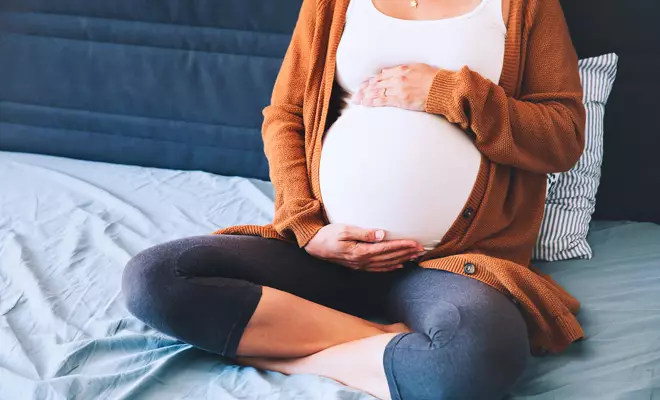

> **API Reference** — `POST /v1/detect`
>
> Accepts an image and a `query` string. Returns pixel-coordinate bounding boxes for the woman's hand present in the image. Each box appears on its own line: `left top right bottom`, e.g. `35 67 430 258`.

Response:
353 63 439 111
304 224 425 272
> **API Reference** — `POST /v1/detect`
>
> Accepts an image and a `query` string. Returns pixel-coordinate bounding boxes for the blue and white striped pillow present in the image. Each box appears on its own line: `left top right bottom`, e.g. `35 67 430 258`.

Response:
533 53 619 261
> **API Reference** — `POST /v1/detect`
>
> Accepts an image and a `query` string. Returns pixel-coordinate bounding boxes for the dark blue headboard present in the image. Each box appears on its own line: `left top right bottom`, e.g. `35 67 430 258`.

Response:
3 0 660 223
0 0 304 180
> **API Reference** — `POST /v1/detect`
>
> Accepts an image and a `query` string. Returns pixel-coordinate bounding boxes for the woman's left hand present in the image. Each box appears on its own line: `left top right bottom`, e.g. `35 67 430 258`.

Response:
353 63 439 111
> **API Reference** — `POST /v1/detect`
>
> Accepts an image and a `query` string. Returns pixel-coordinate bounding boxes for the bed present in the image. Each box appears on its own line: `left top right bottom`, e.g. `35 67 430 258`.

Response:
1 151 659 399
1 0 660 398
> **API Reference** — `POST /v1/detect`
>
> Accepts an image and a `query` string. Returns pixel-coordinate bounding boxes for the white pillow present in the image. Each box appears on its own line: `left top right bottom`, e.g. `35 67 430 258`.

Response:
533 53 619 261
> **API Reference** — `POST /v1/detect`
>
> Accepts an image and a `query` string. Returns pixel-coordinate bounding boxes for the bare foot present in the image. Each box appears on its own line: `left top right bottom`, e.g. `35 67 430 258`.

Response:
383 322 412 334
237 333 398 400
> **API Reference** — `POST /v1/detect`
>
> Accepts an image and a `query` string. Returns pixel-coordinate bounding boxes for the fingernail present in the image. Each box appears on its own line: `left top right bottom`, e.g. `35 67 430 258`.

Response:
375 230 385 240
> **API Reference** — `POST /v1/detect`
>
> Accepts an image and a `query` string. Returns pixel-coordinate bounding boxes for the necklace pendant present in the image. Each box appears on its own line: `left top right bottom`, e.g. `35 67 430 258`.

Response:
410 0 418 8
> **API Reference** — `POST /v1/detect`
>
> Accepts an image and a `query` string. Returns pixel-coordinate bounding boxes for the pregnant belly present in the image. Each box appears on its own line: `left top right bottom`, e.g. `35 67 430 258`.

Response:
319 106 481 250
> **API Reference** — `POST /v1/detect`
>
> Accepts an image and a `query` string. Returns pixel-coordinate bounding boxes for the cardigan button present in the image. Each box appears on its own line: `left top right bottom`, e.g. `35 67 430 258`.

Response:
462 207 475 219
463 263 476 275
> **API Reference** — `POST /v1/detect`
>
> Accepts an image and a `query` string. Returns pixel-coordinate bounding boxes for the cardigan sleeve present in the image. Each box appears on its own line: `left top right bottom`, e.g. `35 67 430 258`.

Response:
261 0 326 247
425 0 586 174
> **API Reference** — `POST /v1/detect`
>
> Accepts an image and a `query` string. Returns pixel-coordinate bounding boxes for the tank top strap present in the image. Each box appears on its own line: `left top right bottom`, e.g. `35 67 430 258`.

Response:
481 0 507 31
344 0 362 23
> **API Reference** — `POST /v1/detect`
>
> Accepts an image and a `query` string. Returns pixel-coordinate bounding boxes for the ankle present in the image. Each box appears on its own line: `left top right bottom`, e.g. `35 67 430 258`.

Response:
382 322 412 334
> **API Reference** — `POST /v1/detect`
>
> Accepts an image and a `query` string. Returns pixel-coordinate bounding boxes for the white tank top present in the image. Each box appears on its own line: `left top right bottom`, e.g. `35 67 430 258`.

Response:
319 0 506 250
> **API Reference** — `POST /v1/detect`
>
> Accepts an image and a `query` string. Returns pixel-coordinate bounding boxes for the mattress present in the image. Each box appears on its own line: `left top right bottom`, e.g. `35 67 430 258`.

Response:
1 151 659 400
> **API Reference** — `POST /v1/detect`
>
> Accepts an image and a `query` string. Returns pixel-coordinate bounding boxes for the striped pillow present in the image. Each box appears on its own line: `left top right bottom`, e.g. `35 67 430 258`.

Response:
533 53 619 261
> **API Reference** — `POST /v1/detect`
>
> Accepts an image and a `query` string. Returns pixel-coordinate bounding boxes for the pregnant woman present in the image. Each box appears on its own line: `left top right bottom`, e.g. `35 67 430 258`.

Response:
123 0 586 398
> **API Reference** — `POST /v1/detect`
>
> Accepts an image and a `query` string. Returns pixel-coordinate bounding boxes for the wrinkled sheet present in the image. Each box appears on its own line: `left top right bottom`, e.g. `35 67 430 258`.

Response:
1 151 659 399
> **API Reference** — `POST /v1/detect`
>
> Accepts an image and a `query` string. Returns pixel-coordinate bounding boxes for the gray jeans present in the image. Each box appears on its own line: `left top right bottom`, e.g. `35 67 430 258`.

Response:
122 235 529 400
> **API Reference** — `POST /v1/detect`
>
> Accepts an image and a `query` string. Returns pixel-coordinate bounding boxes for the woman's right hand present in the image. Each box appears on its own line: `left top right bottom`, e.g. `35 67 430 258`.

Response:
304 224 426 272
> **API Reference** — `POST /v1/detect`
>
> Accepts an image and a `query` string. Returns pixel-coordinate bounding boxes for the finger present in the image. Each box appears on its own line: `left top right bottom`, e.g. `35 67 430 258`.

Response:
353 240 423 258
359 86 381 104
338 226 386 243
352 80 371 103
373 81 398 92
352 90 363 104
355 75 383 95
367 248 425 264
379 65 409 80
370 96 388 107
366 75 382 86
366 253 421 268
361 87 395 107
357 67 407 98
336 260 362 270
355 77 377 99
382 86 409 109
345 241 420 267
360 77 395 97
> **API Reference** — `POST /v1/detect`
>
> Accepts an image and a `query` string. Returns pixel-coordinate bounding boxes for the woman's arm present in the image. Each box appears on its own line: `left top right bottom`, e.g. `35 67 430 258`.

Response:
425 0 585 174
356 0 586 174
263 0 326 247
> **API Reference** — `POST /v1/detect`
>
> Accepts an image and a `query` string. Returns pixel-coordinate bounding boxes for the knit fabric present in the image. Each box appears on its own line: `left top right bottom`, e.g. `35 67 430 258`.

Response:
214 0 587 356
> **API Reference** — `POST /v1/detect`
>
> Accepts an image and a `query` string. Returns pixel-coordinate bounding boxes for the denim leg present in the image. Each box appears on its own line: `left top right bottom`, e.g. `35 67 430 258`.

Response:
383 268 529 400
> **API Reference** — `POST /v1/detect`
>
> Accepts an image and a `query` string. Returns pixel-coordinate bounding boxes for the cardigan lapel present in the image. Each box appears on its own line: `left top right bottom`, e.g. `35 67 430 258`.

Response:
499 0 523 96
310 0 351 203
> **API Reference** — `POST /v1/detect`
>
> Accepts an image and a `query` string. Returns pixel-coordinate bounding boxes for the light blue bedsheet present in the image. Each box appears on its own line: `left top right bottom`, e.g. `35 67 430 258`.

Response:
1 151 659 400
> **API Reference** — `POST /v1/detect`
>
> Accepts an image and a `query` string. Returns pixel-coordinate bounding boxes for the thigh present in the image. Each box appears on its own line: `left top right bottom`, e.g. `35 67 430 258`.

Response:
135 234 391 318
385 267 527 331
382 267 529 399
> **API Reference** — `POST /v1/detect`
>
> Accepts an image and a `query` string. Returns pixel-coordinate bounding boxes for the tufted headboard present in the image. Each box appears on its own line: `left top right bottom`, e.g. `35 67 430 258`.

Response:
1 0 659 223
0 0 304 181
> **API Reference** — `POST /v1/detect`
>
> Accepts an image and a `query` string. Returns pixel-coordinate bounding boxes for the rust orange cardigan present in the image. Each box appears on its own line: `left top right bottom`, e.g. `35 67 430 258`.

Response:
215 0 587 356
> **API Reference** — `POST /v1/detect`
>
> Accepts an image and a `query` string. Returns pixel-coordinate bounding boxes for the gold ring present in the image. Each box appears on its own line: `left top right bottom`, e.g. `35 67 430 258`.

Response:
383 88 388 97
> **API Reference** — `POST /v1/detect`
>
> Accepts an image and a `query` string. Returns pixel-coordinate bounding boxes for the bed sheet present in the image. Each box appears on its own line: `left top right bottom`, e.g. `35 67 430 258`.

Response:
1 151 658 399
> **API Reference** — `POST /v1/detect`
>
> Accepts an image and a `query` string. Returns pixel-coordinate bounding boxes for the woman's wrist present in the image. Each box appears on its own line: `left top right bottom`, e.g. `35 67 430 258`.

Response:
289 216 327 248
424 68 461 116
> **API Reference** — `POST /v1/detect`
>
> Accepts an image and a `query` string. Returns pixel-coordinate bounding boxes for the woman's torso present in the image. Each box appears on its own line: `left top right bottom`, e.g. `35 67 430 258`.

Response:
319 0 506 250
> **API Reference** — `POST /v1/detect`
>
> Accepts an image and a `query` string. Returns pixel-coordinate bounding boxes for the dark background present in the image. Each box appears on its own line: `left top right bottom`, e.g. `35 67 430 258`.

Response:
560 0 660 223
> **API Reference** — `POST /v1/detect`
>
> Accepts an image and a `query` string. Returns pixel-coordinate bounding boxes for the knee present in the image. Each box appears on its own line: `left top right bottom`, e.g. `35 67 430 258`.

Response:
389 331 529 400
121 244 175 325
388 310 529 400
